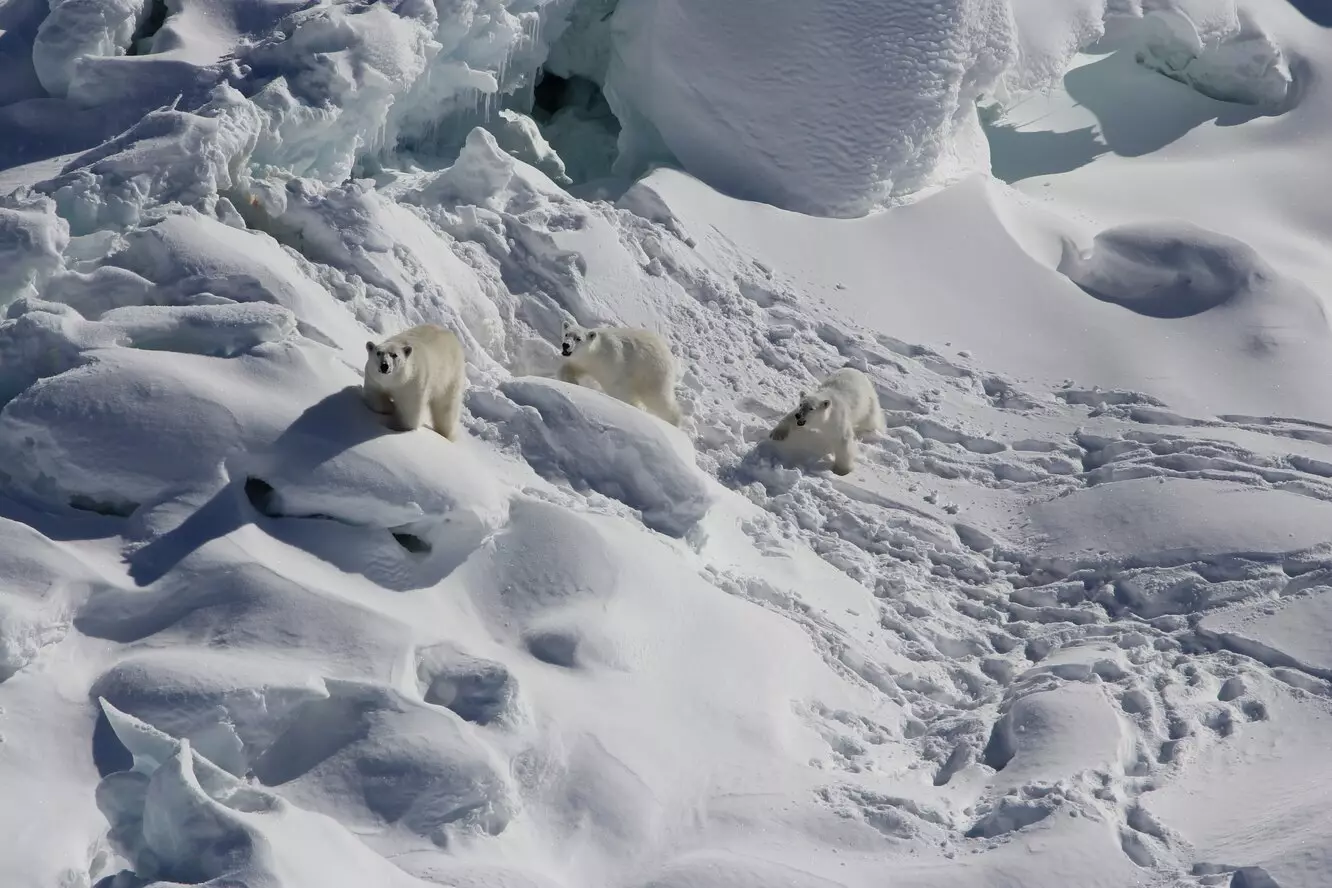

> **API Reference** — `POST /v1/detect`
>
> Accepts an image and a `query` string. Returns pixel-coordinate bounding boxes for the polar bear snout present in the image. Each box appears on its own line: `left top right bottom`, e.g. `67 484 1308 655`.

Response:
561 343 574 357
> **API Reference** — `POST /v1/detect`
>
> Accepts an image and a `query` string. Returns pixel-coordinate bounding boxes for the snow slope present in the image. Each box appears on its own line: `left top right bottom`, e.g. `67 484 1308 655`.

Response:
3 0 1332 887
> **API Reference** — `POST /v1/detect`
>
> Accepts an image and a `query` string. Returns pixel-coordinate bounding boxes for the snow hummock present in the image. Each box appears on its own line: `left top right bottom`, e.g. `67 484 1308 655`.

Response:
603 0 1020 216
5 0 1332 887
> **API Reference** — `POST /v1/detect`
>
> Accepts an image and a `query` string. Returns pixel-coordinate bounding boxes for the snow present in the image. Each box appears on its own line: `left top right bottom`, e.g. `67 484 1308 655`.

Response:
4 0 1332 887
603 0 1019 216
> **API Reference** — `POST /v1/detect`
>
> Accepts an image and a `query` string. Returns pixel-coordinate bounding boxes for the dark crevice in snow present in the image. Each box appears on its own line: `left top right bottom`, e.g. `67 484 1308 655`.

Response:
127 0 170 57
980 715 1016 772
528 69 621 186
524 628 579 668
92 709 134 777
246 477 433 555
69 494 139 518
391 531 431 554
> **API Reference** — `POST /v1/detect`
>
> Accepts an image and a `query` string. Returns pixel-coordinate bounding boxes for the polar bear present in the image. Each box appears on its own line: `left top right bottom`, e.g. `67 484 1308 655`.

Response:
557 320 683 425
363 324 467 440
769 367 883 475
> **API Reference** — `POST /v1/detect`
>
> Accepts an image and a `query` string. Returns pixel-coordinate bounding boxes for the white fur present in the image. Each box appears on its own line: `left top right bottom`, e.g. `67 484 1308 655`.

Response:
768 367 884 475
363 324 467 440
557 320 683 426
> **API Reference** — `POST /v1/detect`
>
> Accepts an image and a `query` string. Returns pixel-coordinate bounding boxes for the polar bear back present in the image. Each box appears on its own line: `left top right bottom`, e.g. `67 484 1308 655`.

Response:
573 327 676 388
818 367 876 418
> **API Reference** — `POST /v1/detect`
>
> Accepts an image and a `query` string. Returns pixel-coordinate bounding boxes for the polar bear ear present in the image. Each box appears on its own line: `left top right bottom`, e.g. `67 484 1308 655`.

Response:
365 340 376 353
821 399 831 409
402 345 413 358
562 319 573 332
586 330 597 341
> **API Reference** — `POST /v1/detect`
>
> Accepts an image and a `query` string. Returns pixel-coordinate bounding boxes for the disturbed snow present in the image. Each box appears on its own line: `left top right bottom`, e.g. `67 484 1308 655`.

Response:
3 1 1332 888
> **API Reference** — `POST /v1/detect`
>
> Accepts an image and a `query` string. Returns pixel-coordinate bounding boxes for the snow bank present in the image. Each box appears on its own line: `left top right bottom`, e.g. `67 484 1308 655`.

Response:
96 703 435 887
603 0 1018 216
0 194 69 305
31 0 151 97
476 378 712 536
1134 4 1292 107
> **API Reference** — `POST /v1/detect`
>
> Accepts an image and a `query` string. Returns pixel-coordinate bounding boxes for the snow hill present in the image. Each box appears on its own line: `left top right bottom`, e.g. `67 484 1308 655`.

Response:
2 0 1332 886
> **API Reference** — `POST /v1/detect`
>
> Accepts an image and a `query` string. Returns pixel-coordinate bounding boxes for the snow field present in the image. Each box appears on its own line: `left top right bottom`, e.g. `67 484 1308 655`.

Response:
3 0 1332 887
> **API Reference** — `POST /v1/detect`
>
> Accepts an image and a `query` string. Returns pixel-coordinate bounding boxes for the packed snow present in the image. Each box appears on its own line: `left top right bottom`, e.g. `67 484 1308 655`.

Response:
3 0 1332 887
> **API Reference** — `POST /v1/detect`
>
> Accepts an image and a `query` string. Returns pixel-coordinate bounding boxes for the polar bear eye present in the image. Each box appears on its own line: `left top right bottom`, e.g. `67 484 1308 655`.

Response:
586 331 597 341
821 400 831 409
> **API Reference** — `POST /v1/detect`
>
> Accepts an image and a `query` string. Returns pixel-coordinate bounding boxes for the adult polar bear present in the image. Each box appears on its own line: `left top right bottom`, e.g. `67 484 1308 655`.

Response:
770 367 883 475
363 324 467 440
557 321 683 426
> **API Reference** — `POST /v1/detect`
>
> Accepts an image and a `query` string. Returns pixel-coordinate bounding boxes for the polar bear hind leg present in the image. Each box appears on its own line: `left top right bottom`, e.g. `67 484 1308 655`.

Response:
857 405 885 436
430 380 464 441
831 427 858 476
641 384 683 426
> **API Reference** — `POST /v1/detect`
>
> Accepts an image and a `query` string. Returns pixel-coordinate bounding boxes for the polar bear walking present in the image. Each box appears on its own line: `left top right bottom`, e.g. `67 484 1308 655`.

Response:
363 324 467 440
769 367 883 475
557 320 683 426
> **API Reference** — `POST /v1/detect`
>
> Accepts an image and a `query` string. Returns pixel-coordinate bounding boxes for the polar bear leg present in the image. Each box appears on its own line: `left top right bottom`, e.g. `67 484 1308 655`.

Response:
364 385 394 415
390 387 426 432
856 406 885 436
831 428 858 476
430 380 464 442
641 385 683 426
557 362 584 385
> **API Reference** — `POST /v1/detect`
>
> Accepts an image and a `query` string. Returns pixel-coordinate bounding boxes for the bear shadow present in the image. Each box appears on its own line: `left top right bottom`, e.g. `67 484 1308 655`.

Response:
128 386 401 586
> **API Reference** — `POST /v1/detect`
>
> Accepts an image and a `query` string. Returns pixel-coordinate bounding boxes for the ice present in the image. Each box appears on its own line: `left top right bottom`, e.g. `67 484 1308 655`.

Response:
31 0 151 97
6 0 1332 885
603 0 1019 216
1135 5 1293 107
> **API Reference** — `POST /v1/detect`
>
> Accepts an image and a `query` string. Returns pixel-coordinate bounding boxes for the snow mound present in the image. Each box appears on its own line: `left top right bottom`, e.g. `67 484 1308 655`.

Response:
604 0 1018 216
1059 221 1324 322
1134 5 1293 108
31 0 150 97
0 193 69 304
477 377 712 537
96 702 434 887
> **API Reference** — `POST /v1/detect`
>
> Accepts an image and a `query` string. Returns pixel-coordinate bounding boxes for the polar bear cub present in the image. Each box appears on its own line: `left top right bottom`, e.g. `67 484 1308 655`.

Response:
769 367 883 475
557 320 683 425
363 324 467 440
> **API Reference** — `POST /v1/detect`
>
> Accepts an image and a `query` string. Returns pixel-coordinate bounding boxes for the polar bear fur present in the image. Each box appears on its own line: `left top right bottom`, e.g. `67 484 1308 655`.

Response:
557 320 683 425
769 367 883 475
363 324 467 440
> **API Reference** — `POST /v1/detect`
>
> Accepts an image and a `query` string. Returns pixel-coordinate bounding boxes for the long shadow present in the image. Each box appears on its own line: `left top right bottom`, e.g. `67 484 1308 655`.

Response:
985 123 1108 184
128 386 388 585
126 387 475 592
1063 52 1263 157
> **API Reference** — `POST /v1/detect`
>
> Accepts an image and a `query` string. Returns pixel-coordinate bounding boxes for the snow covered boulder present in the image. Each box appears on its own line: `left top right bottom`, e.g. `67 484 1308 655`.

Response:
604 0 1017 215
477 378 712 537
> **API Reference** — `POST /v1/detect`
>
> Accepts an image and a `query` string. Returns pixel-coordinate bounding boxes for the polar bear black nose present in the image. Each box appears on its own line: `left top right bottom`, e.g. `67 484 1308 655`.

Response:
561 345 573 356
796 418 806 426
379 362 390 373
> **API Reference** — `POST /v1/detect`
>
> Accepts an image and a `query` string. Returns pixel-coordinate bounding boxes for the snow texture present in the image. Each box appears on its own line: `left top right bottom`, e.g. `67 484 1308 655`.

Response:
4 0 1332 887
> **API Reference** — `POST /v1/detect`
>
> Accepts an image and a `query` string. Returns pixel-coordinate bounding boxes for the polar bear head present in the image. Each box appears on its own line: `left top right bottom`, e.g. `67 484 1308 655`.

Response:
365 339 414 379
560 321 598 358
790 391 833 427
